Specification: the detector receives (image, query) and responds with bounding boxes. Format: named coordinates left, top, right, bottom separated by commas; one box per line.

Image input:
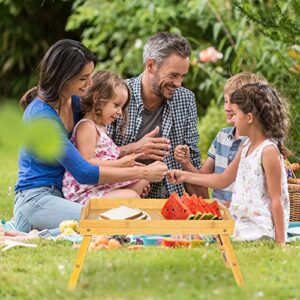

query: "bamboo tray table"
left=68, top=198, right=243, bottom=289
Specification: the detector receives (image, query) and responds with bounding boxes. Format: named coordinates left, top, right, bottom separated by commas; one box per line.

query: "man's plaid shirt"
left=107, top=74, right=201, bottom=198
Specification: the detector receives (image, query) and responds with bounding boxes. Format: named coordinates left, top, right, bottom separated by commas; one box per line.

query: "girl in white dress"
left=168, top=83, right=289, bottom=244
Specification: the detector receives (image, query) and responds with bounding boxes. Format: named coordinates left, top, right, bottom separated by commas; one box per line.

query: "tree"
left=232, top=0, right=300, bottom=158
left=0, top=0, right=78, bottom=100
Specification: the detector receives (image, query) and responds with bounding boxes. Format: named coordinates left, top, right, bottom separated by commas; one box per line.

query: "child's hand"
left=118, top=153, right=143, bottom=167
left=174, top=145, right=190, bottom=166
left=145, top=161, right=168, bottom=182
left=167, top=169, right=186, bottom=184
left=141, top=183, right=151, bottom=198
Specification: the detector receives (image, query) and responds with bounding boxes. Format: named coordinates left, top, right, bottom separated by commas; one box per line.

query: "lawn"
left=0, top=145, right=17, bottom=220
left=1, top=144, right=300, bottom=300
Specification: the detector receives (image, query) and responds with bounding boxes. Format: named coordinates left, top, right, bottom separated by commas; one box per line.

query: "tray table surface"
left=78, top=198, right=234, bottom=235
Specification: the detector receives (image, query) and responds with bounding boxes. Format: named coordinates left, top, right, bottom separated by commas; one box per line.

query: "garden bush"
left=198, top=101, right=227, bottom=158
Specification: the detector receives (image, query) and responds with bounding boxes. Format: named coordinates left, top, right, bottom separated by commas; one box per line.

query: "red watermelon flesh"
left=161, top=193, right=194, bottom=220
left=197, top=197, right=210, bottom=213
left=162, top=238, right=178, bottom=248
left=176, top=193, right=196, bottom=220
left=211, top=200, right=222, bottom=219
left=197, top=197, right=215, bottom=220
left=206, top=202, right=218, bottom=220
left=195, top=197, right=211, bottom=220
left=190, top=194, right=204, bottom=219
left=181, top=193, right=199, bottom=215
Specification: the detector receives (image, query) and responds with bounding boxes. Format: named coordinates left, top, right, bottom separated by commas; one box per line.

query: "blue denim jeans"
left=14, top=186, right=82, bottom=232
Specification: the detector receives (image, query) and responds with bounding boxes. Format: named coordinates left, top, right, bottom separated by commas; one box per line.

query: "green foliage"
left=231, top=0, right=300, bottom=159
left=198, top=101, right=227, bottom=158
left=0, top=142, right=18, bottom=219
left=288, top=100, right=300, bottom=159
left=0, top=101, right=23, bottom=150
left=23, top=119, right=62, bottom=161
left=232, top=0, right=300, bottom=44
left=0, top=0, right=77, bottom=100
left=0, top=102, right=62, bottom=162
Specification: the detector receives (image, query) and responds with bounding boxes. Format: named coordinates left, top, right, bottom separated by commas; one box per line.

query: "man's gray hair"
left=143, top=32, right=191, bottom=67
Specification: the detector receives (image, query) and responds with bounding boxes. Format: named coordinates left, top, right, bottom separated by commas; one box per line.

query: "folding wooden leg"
left=68, top=235, right=92, bottom=290
left=216, top=235, right=230, bottom=268
left=218, top=234, right=244, bottom=287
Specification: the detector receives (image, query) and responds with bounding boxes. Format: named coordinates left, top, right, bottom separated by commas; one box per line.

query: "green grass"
left=1, top=239, right=300, bottom=300
left=1, top=140, right=300, bottom=300
left=0, top=145, right=18, bottom=219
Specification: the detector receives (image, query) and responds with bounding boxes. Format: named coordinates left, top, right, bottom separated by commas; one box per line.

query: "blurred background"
left=0, top=0, right=299, bottom=158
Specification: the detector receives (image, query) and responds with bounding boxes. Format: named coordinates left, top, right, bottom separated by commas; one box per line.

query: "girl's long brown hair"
left=81, top=71, right=130, bottom=134
left=230, top=83, right=289, bottom=157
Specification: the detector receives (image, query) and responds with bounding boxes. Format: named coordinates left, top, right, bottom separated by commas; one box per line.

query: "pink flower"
left=199, top=47, right=223, bottom=63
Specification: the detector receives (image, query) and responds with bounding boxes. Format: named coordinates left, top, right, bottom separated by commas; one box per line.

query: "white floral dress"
left=62, top=119, right=138, bottom=204
left=229, top=139, right=289, bottom=241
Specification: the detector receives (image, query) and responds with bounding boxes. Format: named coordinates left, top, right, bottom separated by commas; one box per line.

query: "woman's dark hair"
left=230, top=83, right=289, bottom=156
left=81, top=71, right=130, bottom=133
left=20, top=39, right=97, bottom=110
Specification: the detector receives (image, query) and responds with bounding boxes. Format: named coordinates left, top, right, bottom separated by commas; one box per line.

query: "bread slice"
left=135, top=213, right=149, bottom=220
left=99, top=205, right=143, bottom=220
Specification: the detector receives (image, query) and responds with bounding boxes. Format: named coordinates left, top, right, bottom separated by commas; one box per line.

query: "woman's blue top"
left=15, top=96, right=99, bottom=192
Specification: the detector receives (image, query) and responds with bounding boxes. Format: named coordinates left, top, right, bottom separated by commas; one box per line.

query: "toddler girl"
left=63, top=71, right=150, bottom=204
left=168, top=83, right=289, bottom=244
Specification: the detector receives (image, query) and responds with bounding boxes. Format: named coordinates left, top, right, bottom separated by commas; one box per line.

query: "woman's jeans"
left=14, top=186, right=82, bottom=232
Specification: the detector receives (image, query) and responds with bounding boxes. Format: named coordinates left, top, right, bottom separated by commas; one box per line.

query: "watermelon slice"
left=197, top=197, right=215, bottom=220
left=211, top=200, right=222, bottom=219
left=162, top=238, right=178, bottom=248
left=205, top=202, right=219, bottom=220
left=161, top=193, right=194, bottom=220
left=181, top=193, right=200, bottom=219
left=190, top=194, right=204, bottom=219
left=162, top=238, right=190, bottom=248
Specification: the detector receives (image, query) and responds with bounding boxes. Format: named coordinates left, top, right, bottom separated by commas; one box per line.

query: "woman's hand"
left=174, top=145, right=190, bottom=166
left=167, top=169, right=186, bottom=184
left=118, top=153, right=143, bottom=167
left=143, top=161, right=168, bottom=182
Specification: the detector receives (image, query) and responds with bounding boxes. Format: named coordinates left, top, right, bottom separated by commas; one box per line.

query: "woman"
left=14, top=39, right=167, bottom=232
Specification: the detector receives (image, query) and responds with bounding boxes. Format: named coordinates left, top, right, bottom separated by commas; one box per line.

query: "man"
left=108, top=32, right=205, bottom=198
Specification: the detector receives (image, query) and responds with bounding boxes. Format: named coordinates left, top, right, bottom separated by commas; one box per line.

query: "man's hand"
left=174, top=145, right=190, bottom=166
left=167, top=169, right=186, bottom=184
left=135, top=126, right=171, bottom=161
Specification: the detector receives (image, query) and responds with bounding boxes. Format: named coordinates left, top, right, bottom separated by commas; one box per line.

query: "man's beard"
left=151, top=76, right=176, bottom=101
